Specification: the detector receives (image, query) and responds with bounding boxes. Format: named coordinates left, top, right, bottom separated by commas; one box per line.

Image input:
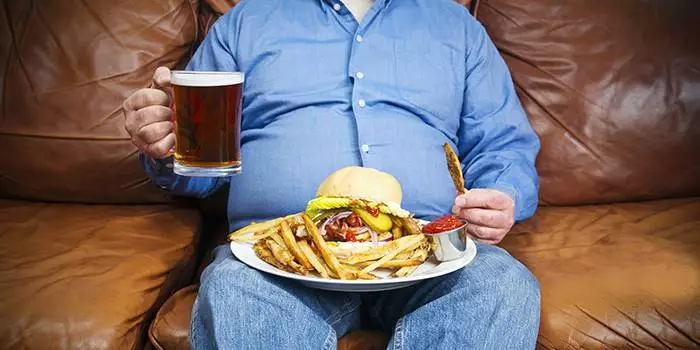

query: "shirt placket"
left=326, top=0, right=388, bottom=165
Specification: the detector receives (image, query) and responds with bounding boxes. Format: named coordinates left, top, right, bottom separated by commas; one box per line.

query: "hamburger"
left=304, top=166, right=422, bottom=257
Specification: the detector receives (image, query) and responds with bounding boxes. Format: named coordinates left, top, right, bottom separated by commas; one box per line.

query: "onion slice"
left=319, top=211, right=352, bottom=238
left=370, top=229, right=378, bottom=246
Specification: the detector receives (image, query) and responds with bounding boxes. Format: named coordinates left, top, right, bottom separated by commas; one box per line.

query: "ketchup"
left=365, top=206, right=380, bottom=217
left=422, top=215, right=465, bottom=234
left=345, top=230, right=357, bottom=242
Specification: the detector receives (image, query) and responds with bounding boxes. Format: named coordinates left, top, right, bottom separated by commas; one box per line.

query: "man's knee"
left=454, top=244, right=540, bottom=310
left=198, top=255, right=255, bottom=307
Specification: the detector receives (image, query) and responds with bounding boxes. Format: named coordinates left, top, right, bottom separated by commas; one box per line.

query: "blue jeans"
left=191, top=243, right=540, bottom=349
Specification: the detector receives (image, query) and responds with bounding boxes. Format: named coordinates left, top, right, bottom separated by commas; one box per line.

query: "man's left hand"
left=451, top=189, right=515, bottom=244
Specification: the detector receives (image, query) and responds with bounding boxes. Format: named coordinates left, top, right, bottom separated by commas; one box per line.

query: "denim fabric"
left=191, top=244, right=540, bottom=349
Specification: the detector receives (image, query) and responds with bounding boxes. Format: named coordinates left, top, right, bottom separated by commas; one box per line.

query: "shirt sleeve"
left=140, top=14, right=239, bottom=199
left=458, top=17, right=541, bottom=222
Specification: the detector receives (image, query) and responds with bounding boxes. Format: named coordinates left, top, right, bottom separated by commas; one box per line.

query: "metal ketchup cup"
left=425, top=222, right=468, bottom=262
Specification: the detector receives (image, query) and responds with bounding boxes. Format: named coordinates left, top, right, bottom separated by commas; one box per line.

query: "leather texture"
left=2, top=0, right=699, bottom=349
left=201, top=0, right=474, bottom=16
left=149, top=286, right=198, bottom=350
left=147, top=199, right=700, bottom=349
left=146, top=0, right=700, bottom=348
left=477, top=0, right=700, bottom=205
left=0, top=0, right=197, bottom=203
left=504, top=198, right=700, bottom=349
left=0, top=200, right=201, bottom=349
left=149, top=285, right=391, bottom=350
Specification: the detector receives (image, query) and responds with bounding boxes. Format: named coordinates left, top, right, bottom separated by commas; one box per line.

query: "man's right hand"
left=123, top=67, right=175, bottom=159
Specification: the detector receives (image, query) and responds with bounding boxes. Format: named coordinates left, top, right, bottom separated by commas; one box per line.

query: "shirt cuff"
left=473, top=182, right=522, bottom=219
left=139, top=153, right=178, bottom=190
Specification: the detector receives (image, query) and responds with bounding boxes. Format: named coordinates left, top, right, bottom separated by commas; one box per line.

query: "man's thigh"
left=364, top=243, right=540, bottom=334
left=192, top=245, right=362, bottom=349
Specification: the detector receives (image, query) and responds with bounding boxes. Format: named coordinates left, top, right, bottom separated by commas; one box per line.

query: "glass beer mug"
left=170, top=71, right=244, bottom=177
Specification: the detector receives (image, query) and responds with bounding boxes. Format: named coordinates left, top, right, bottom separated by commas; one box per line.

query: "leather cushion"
left=200, top=0, right=474, bottom=16
left=0, top=200, right=201, bottom=349
left=477, top=0, right=700, bottom=205
left=0, top=0, right=196, bottom=203
left=150, top=199, right=700, bottom=349
left=149, top=285, right=198, bottom=350
left=149, top=285, right=390, bottom=350
left=503, top=198, right=700, bottom=349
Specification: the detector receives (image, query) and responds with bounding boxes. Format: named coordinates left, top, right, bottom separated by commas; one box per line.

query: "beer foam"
left=171, top=71, right=244, bottom=87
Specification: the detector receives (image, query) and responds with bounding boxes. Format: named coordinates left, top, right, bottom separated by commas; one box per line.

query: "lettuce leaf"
left=305, top=196, right=410, bottom=219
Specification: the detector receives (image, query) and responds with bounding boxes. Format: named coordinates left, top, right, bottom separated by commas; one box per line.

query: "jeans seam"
left=189, top=303, right=199, bottom=346
left=322, top=328, right=337, bottom=350
left=393, top=316, right=405, bottom=350
left=325, top=298, right=361, bottom=326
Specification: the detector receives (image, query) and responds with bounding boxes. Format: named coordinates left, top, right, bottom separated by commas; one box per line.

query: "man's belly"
left=226, top=107, right=457, bottom=230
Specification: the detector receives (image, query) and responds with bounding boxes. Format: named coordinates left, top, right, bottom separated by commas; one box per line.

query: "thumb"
left=153, top=66, right=172, bottom=88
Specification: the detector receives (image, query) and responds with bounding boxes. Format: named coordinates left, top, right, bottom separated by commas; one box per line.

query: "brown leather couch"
left=1, top=0, right=698, bottom=349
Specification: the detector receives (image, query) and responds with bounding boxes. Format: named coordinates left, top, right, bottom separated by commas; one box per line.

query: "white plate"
left=229, top=234, right=477, bottom=292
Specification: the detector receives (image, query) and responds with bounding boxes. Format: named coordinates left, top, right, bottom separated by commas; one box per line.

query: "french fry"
left=228, top=218, right=283, bottom=241
left=298, top=240, right=329, bottom=278
left=254, top=242, right=294, bottom=273
left=392, top=225, right=403, bottom=239
left=302, top=213, right=352, bottom=279
left=265, top=238, right=307, bottom=275
left=413, top=245, right=430, bottom=262
left=246, top=210, right=436, bottom=280
left=345, top=235, right=418, bottom=265
left=270, top=232, right=286, bottom=248
left=227, top=213, right=301, bottom=241
left=361, top=235, right=425, bottom=273
left=400, top=217, right=423, bottom=236
left=280, top=220, right=313, bottom=270
left=342, top=264, right=378, bottom=280
left=306, top=244, right=340, bottom=279
left=443, top=143, right=465, bottom=195
left=358, top=258, right=423, bottom=269
left=287, top=214, right=305, bottom=228
left=393, top=246, right=429, bottom=277
left=317, top=254, right=340, bottom=279
left=394, top=264, right=420, bottom=277
left=357, top=241, right=430, bottom=269
left=248, top=227, right=279, bottom=243
left=393, top=249, right=414, bottom=261
left=355, top=232, right=370, bottom=241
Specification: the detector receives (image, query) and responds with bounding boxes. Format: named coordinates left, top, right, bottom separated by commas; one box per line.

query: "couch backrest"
left=200, top=0, right=475, bottom=17
left=475, top=0, right=700, bottom=205
left=4, top=0, right=697, bottom=206
left=0, top=0, right=197, bottom=203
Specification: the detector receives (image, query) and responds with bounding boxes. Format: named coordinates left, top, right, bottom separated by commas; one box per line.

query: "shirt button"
left=361, top=144, right=370, bottom=153
left=356, top=72, right=364, bottom=79
left=356, top=35, right=363, bottom=43
left=358, top=99, right=366, bottom=107
left=333, top=3, right=341, bottom=11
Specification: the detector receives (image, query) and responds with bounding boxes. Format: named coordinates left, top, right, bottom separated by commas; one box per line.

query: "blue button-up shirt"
left=143, top=0, right=540, bottom=231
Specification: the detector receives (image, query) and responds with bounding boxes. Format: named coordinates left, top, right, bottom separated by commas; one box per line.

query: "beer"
left=170, top=71, right=244, bottom=177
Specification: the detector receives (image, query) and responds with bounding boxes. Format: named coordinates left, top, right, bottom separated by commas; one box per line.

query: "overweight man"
left=123, top=0, right=542, bottom=348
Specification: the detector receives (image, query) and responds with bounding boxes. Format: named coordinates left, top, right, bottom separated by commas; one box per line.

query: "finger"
left=457, top=208, right=512, bottom=229
left=123, top=88, right=170, bottom=112
left=135, top=121, right=174, bottom=145
left=153, top=67, right=172, bottom=89
left=144, top=133, right=176, bottom=159
left=125, top=105, right=173, bottom=134
left=475, top=237, right=502, bottom=245
left=466, top=224, right=505, bottom=243
left=454, top=189, right=513, bottom=210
